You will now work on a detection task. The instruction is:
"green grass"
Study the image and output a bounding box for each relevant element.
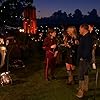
[0,50,100,100]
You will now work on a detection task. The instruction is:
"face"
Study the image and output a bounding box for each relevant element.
[67,27,76,37]
[50,31,56,38]
[88,25,93,31]
[79,27,84,35]
[67,28,73,36]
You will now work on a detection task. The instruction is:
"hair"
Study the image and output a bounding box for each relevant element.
[67,26,77,34]
[66,26,77,38]
[47,28,55,36]
[80,23,89,30]
[89,24,94,27]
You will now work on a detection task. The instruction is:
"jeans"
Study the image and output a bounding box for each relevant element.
[78,59,90,80]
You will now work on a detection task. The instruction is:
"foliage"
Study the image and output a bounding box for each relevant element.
[37,9,100,26]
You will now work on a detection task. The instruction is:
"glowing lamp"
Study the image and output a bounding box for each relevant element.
[19,29,24,32]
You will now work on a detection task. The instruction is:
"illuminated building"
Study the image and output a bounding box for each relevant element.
[23,4,37,34]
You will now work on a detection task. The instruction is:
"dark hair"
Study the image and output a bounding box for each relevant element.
[89,24,94,27]
[47,28,56,37]
[80,23,89,30]
[48,28,55,34]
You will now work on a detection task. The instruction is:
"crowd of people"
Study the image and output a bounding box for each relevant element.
[0,23,98,98]
[43,23,98,98]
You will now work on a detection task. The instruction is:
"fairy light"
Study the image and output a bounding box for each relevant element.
[54,27,56,29]
[59,32,62,34]
[40,26,43,28]
[19,29,24,32]
[35,40,37,42]
[31,38,34,40]
[20,16,22,19]
[42,30,44,32]
[1,10,3,12]
[6,31,8,34]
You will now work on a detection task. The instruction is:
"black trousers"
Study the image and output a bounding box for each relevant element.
[78,59,90,80]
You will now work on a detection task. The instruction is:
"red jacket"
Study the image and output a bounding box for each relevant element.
[43,36,57,52]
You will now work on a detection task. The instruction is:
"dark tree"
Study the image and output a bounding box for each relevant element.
[0,0,34,27]
[87,9,99,24]
[72,9,83,25]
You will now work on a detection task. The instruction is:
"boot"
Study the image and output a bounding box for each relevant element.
[76,80,85,98]
[67,71,74,85]
[76,80,82,90]
[84,75,89,92]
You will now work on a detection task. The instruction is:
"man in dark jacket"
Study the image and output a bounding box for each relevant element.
[76,24,93,98]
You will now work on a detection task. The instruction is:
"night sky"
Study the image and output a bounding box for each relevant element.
[34,0,100,18]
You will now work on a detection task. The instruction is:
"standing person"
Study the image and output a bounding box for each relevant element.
[88,24,98,69]
[43,28,58,81]
[62,26,79,85]
[0,36,6,68]
[76,24,93,98]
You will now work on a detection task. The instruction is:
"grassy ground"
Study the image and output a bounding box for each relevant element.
[0,49,100,100]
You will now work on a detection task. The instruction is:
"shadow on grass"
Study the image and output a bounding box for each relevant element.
[12,79,27,85]
[56,76,67,80]
[89,87,100,92]
[75,93,100,100]
[85,93,100,100]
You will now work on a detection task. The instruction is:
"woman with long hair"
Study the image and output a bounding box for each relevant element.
[63,26,79,84]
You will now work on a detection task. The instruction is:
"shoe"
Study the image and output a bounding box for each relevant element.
[76,81,85,98]
[76,89,84,98]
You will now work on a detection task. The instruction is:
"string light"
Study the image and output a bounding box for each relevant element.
[54,27,56,29]
[35,40,37,42]
[6,31,8,34]
[1,10,3,12]
[40,26,43,28]
[42,30,44,32]
[19,29,24,32]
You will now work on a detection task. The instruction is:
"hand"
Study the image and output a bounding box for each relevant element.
[60,44,65,46]
[51,44,56,49]
[92,63,96,70]
[54,51,58,57]
[75,40,79,45]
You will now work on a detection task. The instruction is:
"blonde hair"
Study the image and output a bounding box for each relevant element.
[66,26,77,38]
